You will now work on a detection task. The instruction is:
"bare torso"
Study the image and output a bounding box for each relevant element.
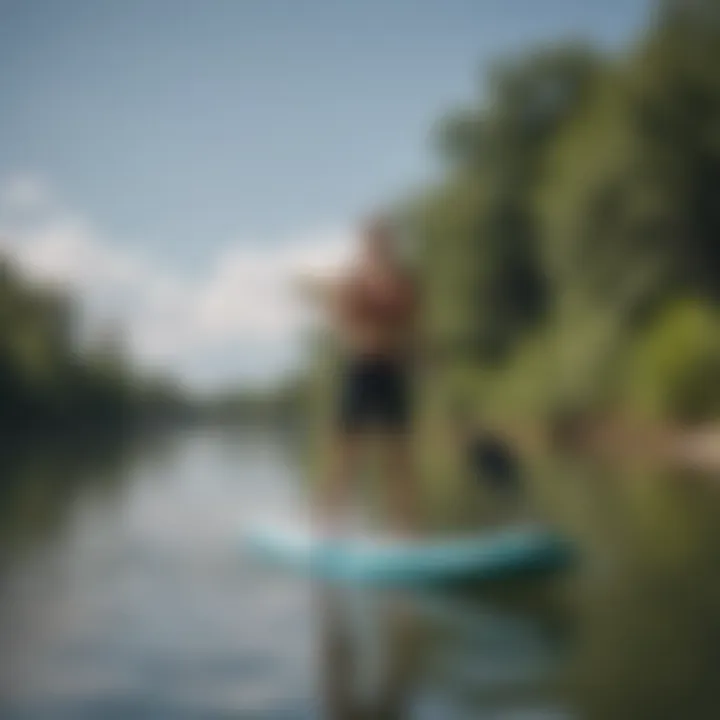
[335,261,417,359]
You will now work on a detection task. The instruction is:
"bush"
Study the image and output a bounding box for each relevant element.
[623,299,720,424]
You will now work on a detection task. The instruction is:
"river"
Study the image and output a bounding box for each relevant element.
[0,427,719,719]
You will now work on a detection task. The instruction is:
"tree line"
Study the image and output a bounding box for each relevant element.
[404,0,720,426]
[0,258,188,436]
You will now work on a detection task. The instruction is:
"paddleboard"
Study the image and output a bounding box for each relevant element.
[243,522,570,585]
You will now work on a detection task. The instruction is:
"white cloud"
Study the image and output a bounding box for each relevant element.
[0,174,354,387]
[14,216,142,291]
[0,175,51,213]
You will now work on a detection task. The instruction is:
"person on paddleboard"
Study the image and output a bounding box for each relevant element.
[297,215,421,535]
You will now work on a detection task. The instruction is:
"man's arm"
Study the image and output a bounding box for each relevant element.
[293,271,357,315]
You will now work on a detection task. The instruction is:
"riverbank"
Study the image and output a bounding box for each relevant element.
[496,418,720,473]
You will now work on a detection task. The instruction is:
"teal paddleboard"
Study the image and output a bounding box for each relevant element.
[243,523,570,585]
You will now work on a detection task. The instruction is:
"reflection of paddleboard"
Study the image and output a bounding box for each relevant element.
[242,523,571,585]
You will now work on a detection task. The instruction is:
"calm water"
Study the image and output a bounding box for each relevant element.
[1,428,719,719]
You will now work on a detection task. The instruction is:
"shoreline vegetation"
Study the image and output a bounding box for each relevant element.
[498,417,720,473]
[393,0,720,476]
[0,255,303,442]
[0,258,191,438]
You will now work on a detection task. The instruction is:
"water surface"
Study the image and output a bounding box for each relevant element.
[0,428,719,719]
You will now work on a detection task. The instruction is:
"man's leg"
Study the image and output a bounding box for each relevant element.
[385,431,420,536]
[379,359,419,536]
[314,431,359,534]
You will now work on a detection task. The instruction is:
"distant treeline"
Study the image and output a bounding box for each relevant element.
[0,258,189,436]
[0,254,309,436]
[404,0,720,426]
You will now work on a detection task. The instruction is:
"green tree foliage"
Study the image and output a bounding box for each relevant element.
[624,299,720,423]
[423,45,603,362]
[411,0,720,424]
[0,257,187,435]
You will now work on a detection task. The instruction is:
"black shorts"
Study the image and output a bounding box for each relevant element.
[337,356,412,433]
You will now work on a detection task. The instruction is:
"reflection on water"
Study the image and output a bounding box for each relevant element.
[0,428,718,718]
[316,587,420,719]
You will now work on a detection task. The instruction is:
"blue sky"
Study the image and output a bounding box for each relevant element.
[0,0,652,388]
